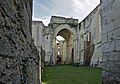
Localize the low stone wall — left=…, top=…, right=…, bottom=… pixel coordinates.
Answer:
left=0, top=0, right=39, bottom=84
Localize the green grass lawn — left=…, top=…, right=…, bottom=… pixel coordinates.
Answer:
left=42, top=65, right=102, bottom=84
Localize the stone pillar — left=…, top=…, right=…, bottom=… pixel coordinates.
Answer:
left=101, top=0, right=120, bottom=83
left=62, top=42, right=66, bottom=63
left=66, top=44, right=70, bottom=63
left=0, top=0, right=39, bottom=84
left=52, top=38, right=56, bottom=65
left=73, top=37, right=78, bottom=63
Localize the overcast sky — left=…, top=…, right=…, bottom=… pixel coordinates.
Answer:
left=32, top=0, right=100, bottom=26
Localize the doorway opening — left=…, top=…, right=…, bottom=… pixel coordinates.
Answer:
left=55, top=28, right=74, bottom=64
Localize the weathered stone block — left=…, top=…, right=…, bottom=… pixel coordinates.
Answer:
left=113, top=51, right=120, bottom=62
left=0, top=0, right=39, bottom=84
left=102, top=52, right=109, bottom=61
left=113, top=17, right=120, bottom=29
left=101, top=34, right=108, bottom=44
left=101, top=16, right=108, bottom=28
left=101, top=21, right=114, bottom=34
left=102, top=41, right=115, bottom=52
left=108, top=6, right=120, bottom=22
left=101, top=0, right=120, bottom=83
left=102, top=70, right=120, bottom=84
left=113, top=61, right=120, bottom=72
left=115, top=38, right=120, bottom=51
left=113, top=28, right=120, bottom=37
left=113, top=0, right=120, bottom=9
left=101, top=0, right=114, bottom=18
left=102, top=61, right=109, bottom=70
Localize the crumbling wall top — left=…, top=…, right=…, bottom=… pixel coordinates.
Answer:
left=50, top=16, right=78, bottom=24
left=32, top=21, right=45, bottom=27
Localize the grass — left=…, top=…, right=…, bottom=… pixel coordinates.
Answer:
left=42, top=65, right=102, bottom=84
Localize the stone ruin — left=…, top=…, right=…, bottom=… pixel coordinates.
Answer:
left=0, top=0, right=40, bottom=84
left=0, top=0, right=120, bottom=84
left=32, top=6, right=102, bottom=67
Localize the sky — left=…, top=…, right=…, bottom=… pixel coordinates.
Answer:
left=32, top=0, right=100, bottom=26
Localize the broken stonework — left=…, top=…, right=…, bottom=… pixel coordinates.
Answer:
left=32, top=16, right=79, bottom=65
left=79, top=5, right=102, bottom=67
left=101, top=0, right=120, bottom=83
left=0, top=0, right=39, bottom=84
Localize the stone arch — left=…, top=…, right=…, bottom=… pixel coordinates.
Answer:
left=54, top=24, right=76, bottom=39
left=52, top=24, right=77, bottom=64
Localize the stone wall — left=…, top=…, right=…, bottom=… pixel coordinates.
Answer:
left=32, top=16, right=79, bottom=65
left=79, top=5, right=102, bottom=67
left=50, top=16, right=78, bottom=24
left=32, top=21, right=46, bottom=83
left=32, top=21, right=51, bottom=66
left=0, top=0, right=39, bottom=84
left=50, top=16, right=79, bottom=64
left=50, top=16, right=78, bottom=32
left=101, top=0, right=120, bottom=83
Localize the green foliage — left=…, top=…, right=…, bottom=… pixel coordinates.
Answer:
left=42, top=65, right=102, bottom=84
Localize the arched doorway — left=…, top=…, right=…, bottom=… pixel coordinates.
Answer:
left=49, top=16, right=79, bottom=65
left=55, top=28, right=74, bottom=64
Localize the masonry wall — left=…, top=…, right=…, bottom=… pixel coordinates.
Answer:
left=79, top=5, right=102, bottom=67
left=32, top=21, right=51, bottom=66
left=50, top=16, right=78, bottom=64
left=32, top=21, right=44, bottom=47
left=42, top=26, right=51, bottom=65
left=101, top=0, right=120, bottom=83
left=0, top=0, right=39, bottom=84
left=32, top=21, right=46, bottom=83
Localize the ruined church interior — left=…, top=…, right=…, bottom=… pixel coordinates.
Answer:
left=0, top=0, right=120, bottom=84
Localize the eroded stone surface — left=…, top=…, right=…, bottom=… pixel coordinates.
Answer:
left=79, top=5, right=102, bottom=66
left=0, top=0, right=39, bottom=84
left=101, top=0, right=120, bottom=83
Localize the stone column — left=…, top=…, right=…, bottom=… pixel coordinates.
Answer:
left=52, top=38, right=56, bottom=65
left=66, top=44, right=70, bottom=63
left=73, top=37, right=79, bottom=63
